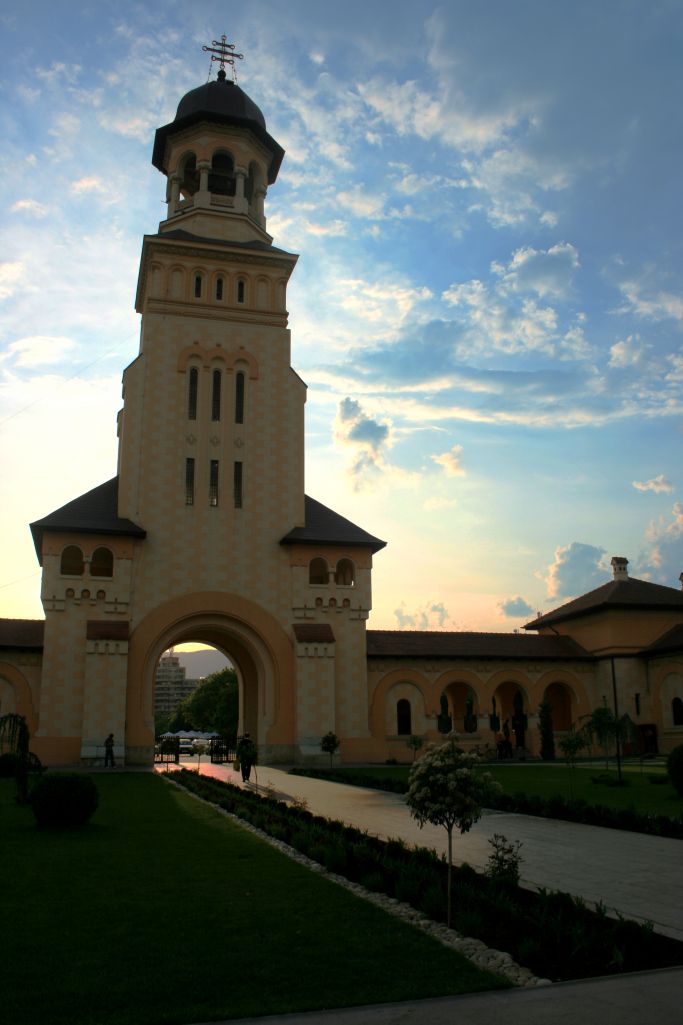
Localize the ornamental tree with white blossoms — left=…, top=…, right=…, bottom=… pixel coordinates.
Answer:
left=406, top=739, right=502, bottom=927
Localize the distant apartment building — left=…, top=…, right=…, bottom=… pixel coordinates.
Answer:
left=154, top=653, right=199, bottom=716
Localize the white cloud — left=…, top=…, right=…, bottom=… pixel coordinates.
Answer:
left=545, top=542, right=608, bottom=600
left=638, top=502, right=683, bottom=582
left=632, top=475, right=674, bottom=494
left=432, top=444, right=466, bottom=477
left=0, top=261, right=24, bottom=301
left=609, top=335, right=645, bottom=367
left=617, top=279, right=683, bottom=323
left=336, top=187, right=386, bottom=219
left=499, top=596, right=535, bottom=618
left=71, top=177, right=106, bottom=195
left=493, top=243, right=579, bottom=299
left=394, top=600, right=453, bottom=629
left=5, top=335, right=76, bottom=368
left=10, top=199, right=48, bottom=217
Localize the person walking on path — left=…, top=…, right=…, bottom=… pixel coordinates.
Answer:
left=104, top=733, right=116, bottom=768
left=236, top=732, right=256, bottom=782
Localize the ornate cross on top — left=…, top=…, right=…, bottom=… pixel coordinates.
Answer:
left=202, top=35, right=244, bottom=81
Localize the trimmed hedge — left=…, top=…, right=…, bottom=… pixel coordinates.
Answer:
left=30, top=773, right=99, bottom=830
left=170, top=769, right=683, bottom=982
left=289, top=767, right=683, bottom=839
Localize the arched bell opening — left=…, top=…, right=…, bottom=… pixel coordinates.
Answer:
left=209, top=150, right=236, bottom=196
left=178, top=152, right=199, bottom=198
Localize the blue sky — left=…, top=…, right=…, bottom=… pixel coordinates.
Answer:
left=1, top=0, right=682, bottom=631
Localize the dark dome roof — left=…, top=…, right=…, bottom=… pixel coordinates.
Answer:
left=175, top=78, right=267, bottom=130
left=152, top=76, right=284, bottom=184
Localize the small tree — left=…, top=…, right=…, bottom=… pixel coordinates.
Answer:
left=538, top=700, right=555, bottom=761
left=583, top=707, right=616, bottom=769
left=406, top=734, right=424, bottom=761
left=558, top=726, right=585, bottom=797
left=320, top=731, right=340, bottom=767
left=194, top=741, right=208, bottom=773
left=406, top=739, right=501, bottom=927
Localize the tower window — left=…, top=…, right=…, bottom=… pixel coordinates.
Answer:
left=188, top=367, right=198, bottom=421
left=335, top=558, right=355, bottom=586
left=397, top=699, right=412, bottom=736
left=233, top=461, right=243, bottom=508
left=216, top=277, right=224, bottom=301
left=209, top=460, right=219, bottom=506
left=211, top=369, right=221, bottom=421
left=235, top=372, right=245, bottom=424
left=90, top=547, right=113, bottom=578
left=194, top=274, right=202, bottom=299
left=237, top=279, right=245, bottom=304
left=185, top=458, right=195, bottom=505
left=60, top=545, right=84, bottom=576
left=308, top=557, right=328, bottom=585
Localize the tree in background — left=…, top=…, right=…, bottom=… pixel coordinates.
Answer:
left=558, top=726, right=586, bottom=797
left=537, top=700, right=555, bottom=761
left=0, top=713, right=40, bottom=804
left=582, top=706, right=616, bottom=769
left=406, top=734, right=424, bottom=761
left=163, top=669, right=239, bottom=736
left=320, top=731, right=340, bottom=767
left=406, top=739, right=501, bottom=927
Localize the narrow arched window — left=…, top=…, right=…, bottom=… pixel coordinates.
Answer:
left=90, top=547, right=113, bottom=578
left=309, top=557, right=328, bottom=585
left=185, top=457, right=195, bottom=505
left=60, top=545, right=84, bottom=576
left=335, top=559, right=355, bottom=586
left=235, top=372, right=245, bottom=424
left=237, top=279, right=245, bottom=304
left=397, top=699, right=412, bottom=736
left=209, top=460, right=219, bottom=506
left=211, top=369, right=221, bottom=421
left=215, top=277, right=224, bottom=301
left=673, top=697, right=683, bottom=726
left=233, top=461, right=243, bottom=508
left=188, top=367, right=198, bottom=420
left=194, top=274, right=202, bottom=299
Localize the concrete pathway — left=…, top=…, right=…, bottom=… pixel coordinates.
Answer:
left=186, top=762, right=683, bottom=941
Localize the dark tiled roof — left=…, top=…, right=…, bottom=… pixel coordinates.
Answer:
left=281, top=496, right=386, bottom=553
left=153, top=230, right=294, bottom=257
left=30, top=478, right=146, bottom=562
left=643, top=623, right=683, bottom=656
left=0, top=619, right=44, bottom=650
left=292, top=624, right=335, bottom=643
left=525, top=577, right=683, bottom=630
left=366, top=630, right=591, bottom=660
left=86, top=621, right=130, bottom=641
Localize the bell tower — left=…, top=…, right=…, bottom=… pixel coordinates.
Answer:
left=116, top=43, right=303, bottom=623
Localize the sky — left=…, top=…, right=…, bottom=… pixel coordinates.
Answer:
left=1, top=0, right=682, bottom=635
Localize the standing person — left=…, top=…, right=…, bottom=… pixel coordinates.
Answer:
left=104, top=733, right=116, bottom=768
left=236, top=732, right=256, bottom=782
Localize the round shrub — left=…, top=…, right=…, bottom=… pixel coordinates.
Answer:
left=30, top=773, right=99, bottom=830
left=667, top=744, right=683, bottom=797
left=0, top=752, right=20, bottom=778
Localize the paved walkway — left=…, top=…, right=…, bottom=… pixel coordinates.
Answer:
left=188, top=762, right=683, bottom=940
left=160, top=762, right=683, bottom=1025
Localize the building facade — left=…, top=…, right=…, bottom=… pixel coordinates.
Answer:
left=1, top=66, right=682, bottom=766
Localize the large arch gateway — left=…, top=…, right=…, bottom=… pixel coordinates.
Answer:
left=1, top=56, right=682, bottom=765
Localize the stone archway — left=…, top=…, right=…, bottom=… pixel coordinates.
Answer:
left=125, top=591, right=296, bottom=766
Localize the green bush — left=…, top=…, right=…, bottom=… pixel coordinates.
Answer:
left=0, top=752, right=20, bottom=778
left=667, top=744, right=683, bottom=797
left=30, top=774, right=99, bottom=830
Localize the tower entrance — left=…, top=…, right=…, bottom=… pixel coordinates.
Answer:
left=124, top=592, right=297, bottom=766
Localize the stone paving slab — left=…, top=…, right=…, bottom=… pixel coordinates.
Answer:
left=188, top=763, right=683, bottom=941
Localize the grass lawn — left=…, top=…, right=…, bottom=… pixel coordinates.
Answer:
left=329, top=763, right=682, bottom=818
left=1, top=774, right=506, bottom=1025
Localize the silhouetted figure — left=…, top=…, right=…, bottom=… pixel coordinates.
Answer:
left=104, top=733, right=116, bottom=768
left=236, top=732, right=256, bottom=782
